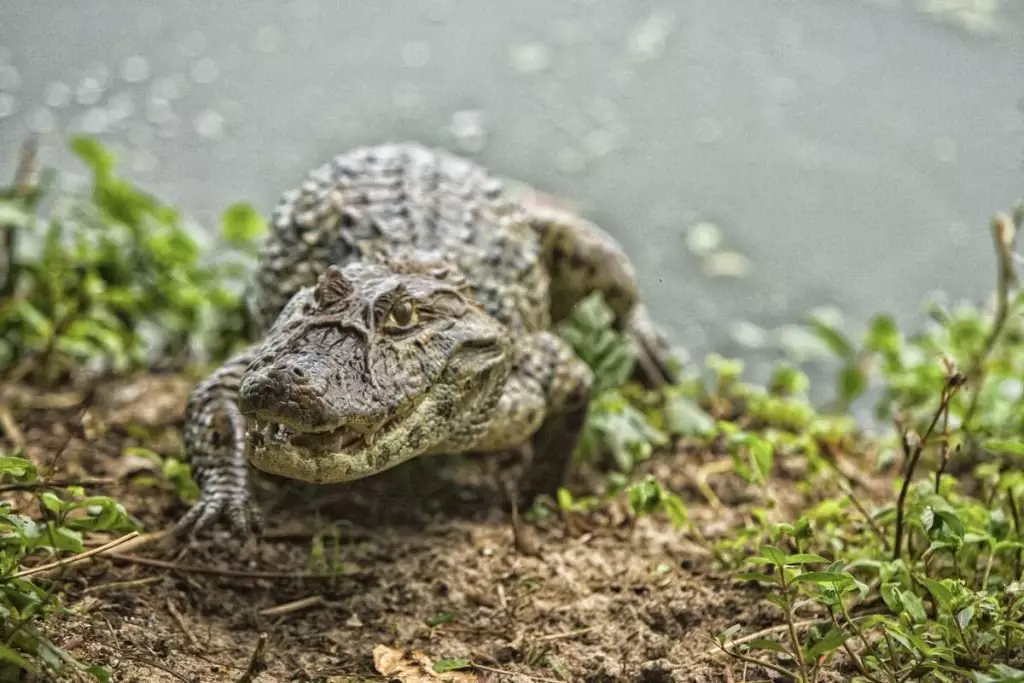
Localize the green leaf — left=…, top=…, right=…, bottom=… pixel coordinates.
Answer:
left=69, top=135, right=115, bottom=179
left=749, top=439, right=774, bottom=479
left=838, top=363, right=867, bottom=404
left=433, top=658, right=472, bottom=673
left=426, top=611, right=456, bottom=627
left=759, top=546, right=786, bottom=567
left=0, top=455, right=36, bottom=479
left=220, top=202, right=266, bottom=246
left=805, top=627, right=850, bottom=659
left=718, top=624, right=742, bottom=642
left=0, top=643, right=35, bottom=672
left=662, top=392, right=715, bottom=436
left=807, top=319, right=855, bottom=360
left=956, top=604, right=975, bottom=630
left=734, top=572, right=774, bottom=584
left=983, top=438, right=1024, bottom=455
left=901, top=591, right=927, bottom=623
left=920, top=578, right=953, bottom=611
left=745, top=638, right=787, bottom=653
left=864, top=314, right=900, bottom=355
left=784, top=553, right=829, bottom=565
left=792, top=571, right=854, bottom=586
left=85, top=666, right=111, bottom=683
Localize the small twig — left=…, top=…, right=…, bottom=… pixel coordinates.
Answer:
left=0, top=477, right=114, bottom=494
left=15, top=531, right=141, bottom=578
left=80, top=575, right=161, bottom=595
left=532, top=625, right=598, bottom=642
left=235, top=632, right=268, bottom=683
left=121, top=653, right=195, bottom=683
left=257, top=595, right=324, bottom=617
left=107, top=553, right=339, bottom=580
left=470, top=662, right=565, bottom=683
left=166, top=598, right=202, bottom=650
left=0, top=402, right=25, bottom=449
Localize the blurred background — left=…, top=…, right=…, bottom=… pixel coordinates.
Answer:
left=1, top=0, right=1022, bottom=382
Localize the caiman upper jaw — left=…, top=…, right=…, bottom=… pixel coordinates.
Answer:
left=247, top=400, right=420, bottom=457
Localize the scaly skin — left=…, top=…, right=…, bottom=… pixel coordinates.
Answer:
left=174, top=142, right=678, bottom=538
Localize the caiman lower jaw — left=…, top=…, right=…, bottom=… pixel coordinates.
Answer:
left=248, top=405, right=416, bottom=456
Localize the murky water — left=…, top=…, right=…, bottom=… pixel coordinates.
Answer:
left=1, top=0, right=1022, bottom=378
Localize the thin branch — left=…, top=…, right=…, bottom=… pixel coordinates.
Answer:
left=107, top=553, right=343, bottom=580
left=0, top=478, right=114, bottom=494
left=15, top=531, right=141, bottom=579
left=893, top=372, right=962, bottom=560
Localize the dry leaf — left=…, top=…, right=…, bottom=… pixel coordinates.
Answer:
left=372, top=644, right=478, bottom=682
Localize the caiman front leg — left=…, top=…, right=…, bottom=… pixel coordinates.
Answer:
left=441, top=332, right=594, bottom=502
left=173, top=344, right=264, bottom=538
left=526, top=204, right=680, bottom=388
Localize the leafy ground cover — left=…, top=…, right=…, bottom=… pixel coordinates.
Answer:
left=1, top=138, right=1022, bottom=682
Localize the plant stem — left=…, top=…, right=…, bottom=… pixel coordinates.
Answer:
left=893, top=378, right=960, bottom=560
left=1009, top=489, right=1022, bottom=581
left=778, top=570, right=809, bottom=682
left=963, top=210, right=1021, bottom=432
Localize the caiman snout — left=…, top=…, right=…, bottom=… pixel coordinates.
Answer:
left=238, top=363, right=332, bottom=427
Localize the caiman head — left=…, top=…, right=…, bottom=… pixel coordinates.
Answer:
left=237, top=255, right=512, bottom=483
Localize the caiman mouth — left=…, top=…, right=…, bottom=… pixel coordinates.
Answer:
left=248, top=400, right=419, bottom=457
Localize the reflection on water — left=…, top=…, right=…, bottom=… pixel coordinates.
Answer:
left=0, top=0, right=1021, bottom=375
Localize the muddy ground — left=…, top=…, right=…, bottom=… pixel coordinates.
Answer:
left=2, top=374, right=886, bottom=682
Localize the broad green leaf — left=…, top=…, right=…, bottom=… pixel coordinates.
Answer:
left=0, top=455, right=36, bottom=479
left=901, top=591, right=927, bottom=622
left=920, top=578, right=953, bottom=611
left=759, top=545, right=786, bottom=567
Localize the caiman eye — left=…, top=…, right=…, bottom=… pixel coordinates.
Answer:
left=387, top=300, right=417, bottom=329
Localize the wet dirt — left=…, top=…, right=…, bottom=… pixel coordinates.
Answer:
left=2, top=374, right=876, bottom=682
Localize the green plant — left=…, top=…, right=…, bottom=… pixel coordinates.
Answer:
left=713, top=201, right=1024, bottom=682
left=0, top=138, right=265, bottom=679
left=0, top=136, right=262, bottom=385
left=1, top=450, right=138, bottom=681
